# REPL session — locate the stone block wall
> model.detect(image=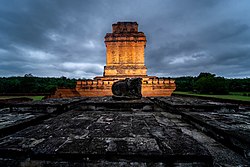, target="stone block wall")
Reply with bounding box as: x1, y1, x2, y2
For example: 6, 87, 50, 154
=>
49, 88, 80, 98
75, 77, 176, 97
104, 22, 147, 77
